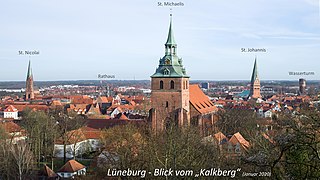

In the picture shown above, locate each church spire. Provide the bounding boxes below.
[27,60,33,79]
[25,60,34,100]
[250,57,258,84]
[165,14,178,56]
[249,57,261,99]
[151,14,188,78]
[165,14,176,46]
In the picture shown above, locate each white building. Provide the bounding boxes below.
[54,127,100,158]
[4,105,18,119]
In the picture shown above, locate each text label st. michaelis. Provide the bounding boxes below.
[158,2,184,6]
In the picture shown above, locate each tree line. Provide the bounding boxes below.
[0,106,86,179]
[96,106,320,179]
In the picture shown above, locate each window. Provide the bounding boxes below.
[166,101,169,108]
[163,68,170,75]
[170,80,174,89]
[235,143,241,153]
[160,80,163,89]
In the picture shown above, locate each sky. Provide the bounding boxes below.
[0,0,320,81]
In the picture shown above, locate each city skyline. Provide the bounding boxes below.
[1,0,320,81]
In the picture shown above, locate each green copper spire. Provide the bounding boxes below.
[165,14,176,46]
[27,60,33,79]
[250,57,258,83]
[151,14,188,78]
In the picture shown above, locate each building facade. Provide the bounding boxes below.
[3,105,18,120]
[150,15,218,133]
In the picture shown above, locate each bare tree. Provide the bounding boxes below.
[216,108,257,137]
[0,140,34,180]
[54,111,86,163]
[22,109,57,167]
[9,141,34,180]
[97,123,220,178]
[244,107,320,179]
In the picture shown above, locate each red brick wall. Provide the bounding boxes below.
[151,77,190,131]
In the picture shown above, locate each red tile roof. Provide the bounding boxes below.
[70,95,93,104]
[87,104,101,115]
[97,96,109,103]
[0,121,22,133]
[229,132,250,149]
[9,104,49,112]
[56,126,101,145]
[51,100,62,106]
[214,132,227,144]
[58,159,85,173]
[4,105,18,112]
[81,126,101,139]
[129,101,136,106]
[43,164,58,178]
[67,104,89,114]
[189,85,218,114]
[262,133,275,144]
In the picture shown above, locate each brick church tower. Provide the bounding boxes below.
[249,58,262,99]
[150,14,190,131]
[25,60,34,100]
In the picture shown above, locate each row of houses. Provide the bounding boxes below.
[204,131,250,158]
[0,94,148,121]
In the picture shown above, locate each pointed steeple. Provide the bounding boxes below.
[151,14,188,78]
[25,60,34,100]
[27,60,33,79]
[249,57,261,99]
[165,14,176,46]
[250,57,258,83]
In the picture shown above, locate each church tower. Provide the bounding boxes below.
[25,60,34,100]
[249,58,262,99]
[150,14,190,132]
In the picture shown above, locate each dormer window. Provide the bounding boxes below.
[163,68,170,75]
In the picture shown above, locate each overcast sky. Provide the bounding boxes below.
[1,0,320,81]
